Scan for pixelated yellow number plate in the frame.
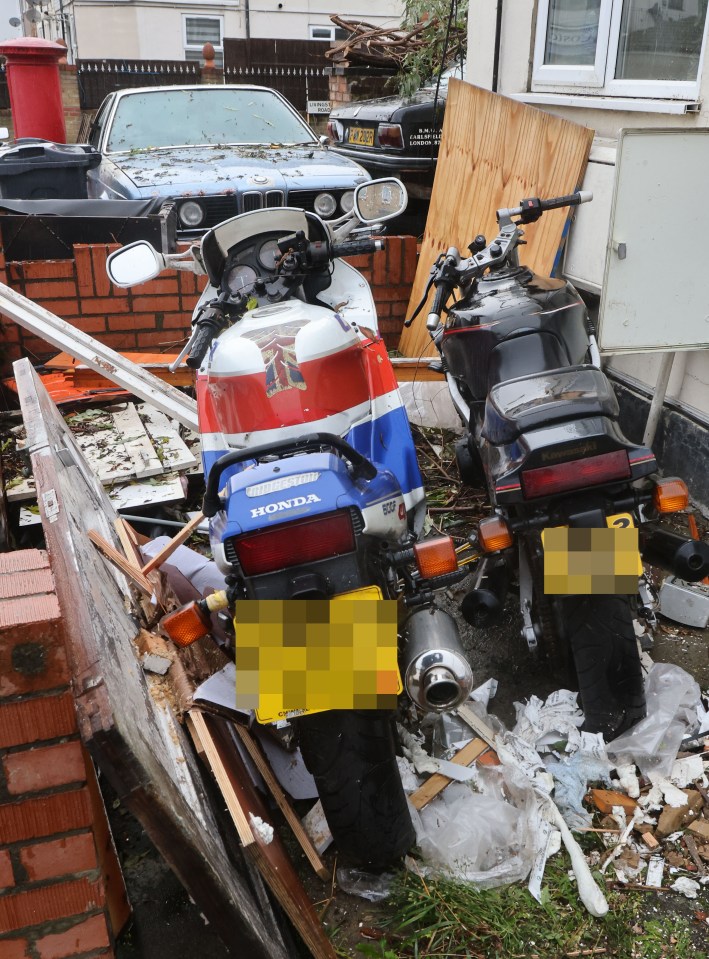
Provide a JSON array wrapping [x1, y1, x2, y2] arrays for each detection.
[[233, 588, 402, 724], [542, 513, 642, 595]]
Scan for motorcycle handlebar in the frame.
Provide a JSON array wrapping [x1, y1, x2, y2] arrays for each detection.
[[185, 312, 224, 369], [498, 190, 593, 222], [330, 238, 384, 259]]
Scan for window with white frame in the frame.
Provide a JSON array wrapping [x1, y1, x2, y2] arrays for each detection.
[[532, 0, 709, 99], [309, 25, 349, 41], [184, 15, 224, 68]]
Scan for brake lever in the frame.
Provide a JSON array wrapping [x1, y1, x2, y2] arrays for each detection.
[[404, 254, 444, 327]]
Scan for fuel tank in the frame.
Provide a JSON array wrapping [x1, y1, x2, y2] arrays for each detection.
[[441, 268, 590, 402]]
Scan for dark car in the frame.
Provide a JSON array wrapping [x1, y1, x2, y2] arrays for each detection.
[[86, 85, 371, 235]]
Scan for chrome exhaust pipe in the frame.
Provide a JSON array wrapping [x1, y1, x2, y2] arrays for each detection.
[[400, 606, 473, 713]]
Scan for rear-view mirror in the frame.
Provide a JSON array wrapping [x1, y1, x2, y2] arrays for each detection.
[[354, 179, 407, 224], [107, 241, 164, 288]]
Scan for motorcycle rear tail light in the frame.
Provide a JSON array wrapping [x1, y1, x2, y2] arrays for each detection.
[[161, 601, 211, 647], [653, 477, 689, 514], [378, 124, 404, 149], [478, 516, 513, 553], [233, 510, 355, 577], [414, 536, 458, 578], [522, 450, 630, 499]]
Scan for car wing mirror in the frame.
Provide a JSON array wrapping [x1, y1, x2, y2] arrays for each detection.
[[106, 241, 165, 287], [354, 178, 408, 224]]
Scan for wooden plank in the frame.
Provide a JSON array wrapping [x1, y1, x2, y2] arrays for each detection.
[[409, 737, 498, 810], [68, 408, 135, 483], [390, 357, 445, 382], [191, 712, 337, 959], [87, 529, 155, 596], [14, 357, 286, 959], [233, 723, 329, 881], [140, 511, 206, 575], [399, 80, 594, 357], [137, 404, 199, 473], [110, 403, 163, 479]]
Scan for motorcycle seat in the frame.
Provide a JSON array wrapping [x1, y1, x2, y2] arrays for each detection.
[[482, 365, 619, 445]]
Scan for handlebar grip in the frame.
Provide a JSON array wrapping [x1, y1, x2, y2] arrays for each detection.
[[331, 238, 384, 258], [540, 191, 593, 211], [186, 321, 218, 370]]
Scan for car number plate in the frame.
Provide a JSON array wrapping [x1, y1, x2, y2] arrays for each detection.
[[348, 127, 375, 146], [541, 513, 641, 595]]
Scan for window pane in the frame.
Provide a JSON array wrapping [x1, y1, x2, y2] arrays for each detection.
[[615, 0, 708, 81], [185, 17, 221, 45], [544, 0, 602, 65]]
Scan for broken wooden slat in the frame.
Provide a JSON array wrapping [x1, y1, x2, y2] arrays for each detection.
[[410, 737, 499, 811], [590, 789, 638, 815], [138, 405, 199, 473], [140, 511, 206, 575], [233, 723, 329, 881], [15, 357, 286, 959], [190, 711, 337, 959], [88, 528, 154, 596], [69, 409, 135, 483], [110, 403, 163, 479], [399, 80, 594, 357]]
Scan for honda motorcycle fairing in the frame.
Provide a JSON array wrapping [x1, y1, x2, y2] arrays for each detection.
[[106, 179, 475, 871]]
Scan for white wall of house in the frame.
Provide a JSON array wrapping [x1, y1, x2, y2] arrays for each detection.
[[466, 0, 709, 424], [64, 0, 403, 60]]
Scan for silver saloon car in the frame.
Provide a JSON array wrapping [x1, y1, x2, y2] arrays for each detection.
[[86, 85, 371, 234]]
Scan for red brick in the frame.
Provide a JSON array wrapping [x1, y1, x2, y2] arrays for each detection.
[[372, 249, 388, 287], [133, 331, 185, 349], [99, 332, 137, 351], [161, 313, 192, 330], [73, 247, 94, 297], [24, 281, 79, 300], [20, 832, 97, 883], [21, 261, 76, 281], [132, 277, 178, 296], [0, 937, 30, 959], [104, 315, 135, 334], [0, 788, 93, 844], [0, 568, 54, 601], [5, 740, 86, 796], [0, 848, 14, 889], [372, 284, 410, 302], [90, 246, 113, 298], [71, 316, 108, 335], [0, 877, 103, 933], [15, 335, 56, 362], [0, 693, 77, 749], [7, 263, 23, 284], [177, 271, 200, 296], [343, 254, 370, 269], [0, 322, 20, 344], [0, 551, 48, 576], [36, 914, 110, 959], [130, 295, 181, 313], [0, 622, 67, 699], [33, 300, 81, 319], [78, 297, 128, 315]]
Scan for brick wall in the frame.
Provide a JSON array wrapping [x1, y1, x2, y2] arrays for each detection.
[[59, 67, 82, 145], [0, 238, 417, 377], [327, 66, 398, 107], [0, 550, 116, 959]]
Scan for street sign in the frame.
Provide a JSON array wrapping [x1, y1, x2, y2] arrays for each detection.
[[307, 100, 330, 115]]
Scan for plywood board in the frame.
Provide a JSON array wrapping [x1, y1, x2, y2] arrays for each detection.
[[399, 80, 594, 357]]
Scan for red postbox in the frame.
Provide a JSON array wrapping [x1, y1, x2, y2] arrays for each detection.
[[0, 37, 66, 143]]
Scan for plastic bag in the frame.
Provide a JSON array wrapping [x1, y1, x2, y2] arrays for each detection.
[[409, 765, 538, 888], [545, 750, 611, 830], [607, 663, 701, 779], [336, 866, 395, 901]]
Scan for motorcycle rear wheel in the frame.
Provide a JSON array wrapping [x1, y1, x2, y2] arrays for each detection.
[[558, 594, 646, 739], [298, 710, 414, 870]]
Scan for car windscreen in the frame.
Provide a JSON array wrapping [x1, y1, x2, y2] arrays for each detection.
[[105, 88, 317, 153]]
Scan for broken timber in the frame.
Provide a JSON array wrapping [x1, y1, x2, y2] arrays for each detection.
[[1, 283, 198, 429], [409, 737, 500, 811], [14, 357, 287, 959]]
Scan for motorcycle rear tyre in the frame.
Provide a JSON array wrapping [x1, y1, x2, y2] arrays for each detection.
[[562, 595, 646, 739], [298, 710, 414, 870]]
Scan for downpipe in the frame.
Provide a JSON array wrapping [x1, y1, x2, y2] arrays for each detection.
[[640, 524, 709, 582], [400, 606, 473, 712]]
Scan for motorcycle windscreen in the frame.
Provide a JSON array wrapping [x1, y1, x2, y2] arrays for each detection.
[[207, 316, 372, 438]]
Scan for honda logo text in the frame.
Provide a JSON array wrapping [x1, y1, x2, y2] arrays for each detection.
[[250, 494, 321, 518]]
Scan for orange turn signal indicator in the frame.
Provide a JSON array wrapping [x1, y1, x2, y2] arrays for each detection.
[[653, 477, 689, 514], [160, 591, 229, 648], [478, 515, 513, 553], [414, 535, 459, 579]]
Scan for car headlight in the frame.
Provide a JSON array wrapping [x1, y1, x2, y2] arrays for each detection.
[[314, 192, 337, 218], [340, 191, 354, 214], [178, 200, 205, 228]]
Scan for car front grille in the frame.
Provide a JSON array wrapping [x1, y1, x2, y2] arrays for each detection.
[[289, 190, 344, 218], [242, 190, 285, 213], [199, 195, 239, 228]]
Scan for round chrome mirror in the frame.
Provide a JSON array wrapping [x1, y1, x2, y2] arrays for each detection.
[[354, 179, 407, 224], [106, 241, 164, 288]]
